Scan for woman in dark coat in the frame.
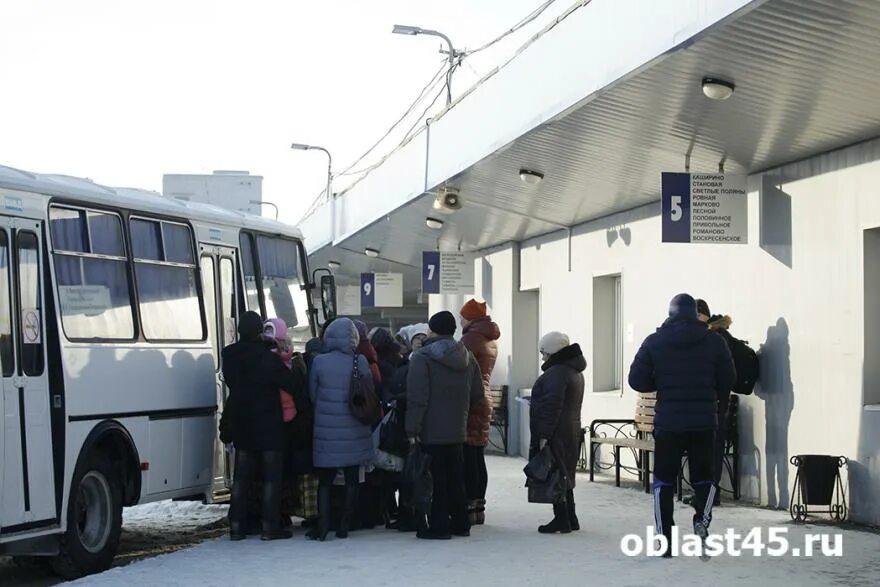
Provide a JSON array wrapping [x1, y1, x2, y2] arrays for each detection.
[[529, 331, 586, 534], [371, 328, 402, 403], [221, 311, 309, 541]]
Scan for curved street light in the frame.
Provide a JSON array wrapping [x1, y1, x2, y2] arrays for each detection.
[[392, 24, 461, 106]]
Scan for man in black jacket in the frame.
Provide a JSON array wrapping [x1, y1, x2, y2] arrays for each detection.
[[222, 311, 309, 541], [628, 294, 736, 555]]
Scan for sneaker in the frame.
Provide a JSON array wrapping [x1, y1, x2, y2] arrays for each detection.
[[693, 520, 709, 539]]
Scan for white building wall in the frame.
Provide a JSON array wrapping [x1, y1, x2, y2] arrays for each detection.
[[479, 140, 880, 524]]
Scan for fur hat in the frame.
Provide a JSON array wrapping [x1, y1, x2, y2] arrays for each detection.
[[428, 311, 457, 336], [539, 331, 570, 356], [460, 299, 488, 321]]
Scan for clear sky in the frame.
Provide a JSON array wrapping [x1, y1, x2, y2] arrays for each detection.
[[0, 0, 563, 224]]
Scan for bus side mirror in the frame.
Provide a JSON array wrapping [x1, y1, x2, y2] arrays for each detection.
[[320, 275, 337, 322]]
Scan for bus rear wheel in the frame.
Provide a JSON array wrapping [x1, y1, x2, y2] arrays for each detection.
[[52, 452, 123, 579]]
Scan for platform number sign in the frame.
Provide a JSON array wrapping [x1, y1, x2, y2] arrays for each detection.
[[422, 251, 441, 294], [361, 273, 376, 308], [662, 172, 748, 244]]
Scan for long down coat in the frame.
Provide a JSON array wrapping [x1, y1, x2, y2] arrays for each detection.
[[309, 318, 375, 468], [460, 317, 501, 447], [529, 343, 587, 489]]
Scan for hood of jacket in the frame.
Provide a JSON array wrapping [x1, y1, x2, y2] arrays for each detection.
[[323, 318, 358, 354], [658, 315, 711, 348], [542, 343, 587, 373], [708, 315, 733, 332], [419, 336, 471, 372], [463, 317, 501, 342]]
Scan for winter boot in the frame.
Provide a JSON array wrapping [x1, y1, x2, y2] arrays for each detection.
[[337, 484, 359, 539], [228, 520, 246, 541], [566, 491, 579, 531], [260, 481, 292, 541], [538, 502, 572, 534], [467, 500, 479, 526], [474, 499, 486, 525], [307, 486, 331, 541]]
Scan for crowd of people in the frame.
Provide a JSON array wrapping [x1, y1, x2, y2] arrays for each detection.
[[220, 291, 742, 556]]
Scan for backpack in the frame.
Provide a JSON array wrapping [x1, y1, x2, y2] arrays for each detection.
[[726, 335, 759, 395]]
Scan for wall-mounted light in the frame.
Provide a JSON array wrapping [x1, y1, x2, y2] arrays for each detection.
[[519, 169, 544, 185], [426, 217, 444, 230], [328, 261, 341, 270], [701, 77, 735, 101], [364, 248, 380, 258]]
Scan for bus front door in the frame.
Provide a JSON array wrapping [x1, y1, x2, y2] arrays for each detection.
[[200, 246, 238, 499], [0, 219, 57, 532]]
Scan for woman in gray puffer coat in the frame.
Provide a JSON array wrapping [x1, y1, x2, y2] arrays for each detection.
[[308, 318, 375, 541]]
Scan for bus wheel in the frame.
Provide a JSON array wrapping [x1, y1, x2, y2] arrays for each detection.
[[52, 453, 123, 579]]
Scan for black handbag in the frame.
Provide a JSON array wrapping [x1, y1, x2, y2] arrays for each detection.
[[348, 354, 382, 426], [526, 469, 566, 504], [523, 445, 554, 482], [402, 444, 433, 515]]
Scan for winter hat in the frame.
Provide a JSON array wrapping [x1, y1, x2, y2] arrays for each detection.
[[669, 293, 697, 319], [263, 318, 288, 341], [539, 331, 570, 356], [696, 299, 711, 318], [428, 311, 457, 336], [353, 319, 369, 342], [238, 311, 264, 341], [460, 299, 488, 321]]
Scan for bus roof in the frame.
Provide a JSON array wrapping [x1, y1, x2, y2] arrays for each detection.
[[0, 164, 302, 239]]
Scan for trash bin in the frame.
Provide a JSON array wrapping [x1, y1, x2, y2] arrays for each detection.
[[789, 454, 848, 522], [517, 389, 531, 459]]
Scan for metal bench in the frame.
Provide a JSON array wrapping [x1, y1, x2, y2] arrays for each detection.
[[486, 385, 508, 454], [585, 393, 740, 499]]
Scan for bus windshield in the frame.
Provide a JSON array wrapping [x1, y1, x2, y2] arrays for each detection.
[[254, 235, 311, 347]]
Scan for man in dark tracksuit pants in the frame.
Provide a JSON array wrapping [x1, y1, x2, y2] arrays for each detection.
[[628, 294, 736, 556]]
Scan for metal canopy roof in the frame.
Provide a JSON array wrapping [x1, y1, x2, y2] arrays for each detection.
[[306, 0, 880, 294]]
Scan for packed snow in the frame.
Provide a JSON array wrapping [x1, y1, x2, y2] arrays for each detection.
[[70, 456, 879, 587]]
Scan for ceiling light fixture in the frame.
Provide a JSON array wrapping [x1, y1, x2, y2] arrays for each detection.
[[328, 261, 341, 270], [519, 169, 544, 185], [426, 217, 444, 230], [364, 248, 380, 258], [701, 77, 735, 101]]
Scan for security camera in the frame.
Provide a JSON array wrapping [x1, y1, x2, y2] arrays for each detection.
[[433, 186, 462, 214]]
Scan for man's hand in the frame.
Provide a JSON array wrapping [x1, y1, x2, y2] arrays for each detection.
[[408, 437, 417, 446], [539, 438, 548, 449]]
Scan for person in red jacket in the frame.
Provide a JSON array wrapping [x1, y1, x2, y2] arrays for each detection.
[[459, 299, 501, 525]]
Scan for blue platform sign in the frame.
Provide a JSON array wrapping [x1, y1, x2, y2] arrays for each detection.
[[422, 251, 441, 294], [360, 273, 376, 308], [662, 172, 747, 244]]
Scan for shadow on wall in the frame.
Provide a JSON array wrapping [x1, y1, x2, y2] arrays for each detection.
[[605, 225, 632, 248], [760, 179, 793, 268], [755, 317, 794, 510], [736, 399, 763, 502]]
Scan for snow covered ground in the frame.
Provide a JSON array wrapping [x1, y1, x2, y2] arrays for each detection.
[[71, 455, 879, 587]]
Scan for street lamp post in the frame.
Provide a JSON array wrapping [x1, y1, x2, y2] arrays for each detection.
[[291, 143, 334, 241], [392, 24, 460, 106], [250, 200, 279, 220]]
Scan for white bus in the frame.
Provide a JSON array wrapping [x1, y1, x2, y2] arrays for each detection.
[[0, 165, 332, 577]]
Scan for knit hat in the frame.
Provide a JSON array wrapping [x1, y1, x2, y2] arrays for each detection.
[[696, 299, 711, 318], [428, 311, 457, 336], [460, 299, 488, 321], [353, 319, 369, 342], [539, 331, 570, 356], [669, 293, 697, 318]]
